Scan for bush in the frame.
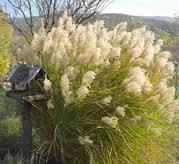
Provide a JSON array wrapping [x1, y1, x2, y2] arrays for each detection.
[[31, 12, 178, 163], [0, 8, 21, 159], [0, 8, 12, 76], [0, 89, 20, 158], [0, 117, 21, 156]]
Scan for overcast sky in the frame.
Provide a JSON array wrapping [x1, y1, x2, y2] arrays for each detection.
[[103, 0, 179, 17]]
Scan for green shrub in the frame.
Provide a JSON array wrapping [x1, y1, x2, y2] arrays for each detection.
[[0, 89, 20, 157], [0, 118, 21, 153], [0, 8, 12, 76]]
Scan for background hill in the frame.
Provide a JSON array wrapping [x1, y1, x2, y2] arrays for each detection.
[[14, 13, 179, 37], [12, 13, 179, 62], [93, 13, 179, 37]]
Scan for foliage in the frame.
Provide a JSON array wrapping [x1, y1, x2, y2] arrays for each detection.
[[160, 32, 179, 49], [0, 15, 20, 152], [0, 90, 20, 157], [0, 8, 12, 76], [0, 118, 21, 153], [1, 153, 45, 164], [0, 9, 20, 158], [0, 90, 19, 119], [31, 12, 178, 163]]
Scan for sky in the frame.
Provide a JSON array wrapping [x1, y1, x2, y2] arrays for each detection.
[[0, 0, 178, 17], [103, 0, 179, 17]]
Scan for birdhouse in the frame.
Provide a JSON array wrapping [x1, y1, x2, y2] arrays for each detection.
[[4, 64, 46, 103], [4, 64, 48, 161]]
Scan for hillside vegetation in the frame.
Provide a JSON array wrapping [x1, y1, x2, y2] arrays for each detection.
[[96, 14, 178, 36], [14, 13, 179, 37]]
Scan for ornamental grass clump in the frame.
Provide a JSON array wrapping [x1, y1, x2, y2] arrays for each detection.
[[32, 12, 178, 163]]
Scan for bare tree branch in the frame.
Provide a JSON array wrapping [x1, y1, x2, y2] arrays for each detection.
[[9, 15, 32, 45], [2, 0, 112, 44]]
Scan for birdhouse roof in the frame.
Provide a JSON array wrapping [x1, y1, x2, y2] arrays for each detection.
[[7, 64, 44, 85]]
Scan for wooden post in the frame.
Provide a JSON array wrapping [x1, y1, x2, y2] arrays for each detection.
[[21, 101, 32, 161]]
